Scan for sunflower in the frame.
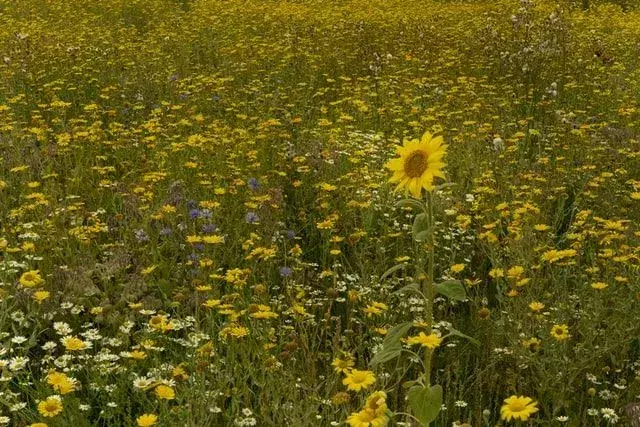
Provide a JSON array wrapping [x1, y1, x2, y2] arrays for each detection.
[[386, 132, 447, 198], [500, 395, 539, 421]]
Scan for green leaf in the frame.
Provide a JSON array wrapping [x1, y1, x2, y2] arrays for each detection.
[[434, 280, 467, 301], [396, 198, 425, 212], [380, 263, 406, 282], [412, 213, 431, 242], [369, 344, 402, 366], [408, 384, 443, 426], [447, 326, 480, 346], [383, 322, 413, 346], [402, 379, 419, 389], [370, 322, 412, 367], [414, 228, 433, 242]]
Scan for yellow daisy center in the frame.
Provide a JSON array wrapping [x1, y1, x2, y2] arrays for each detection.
[[351, 372, 367, 383], [404, 151, 428, 178], [509, 401, 526, 412], [44, 401, 60, 413]]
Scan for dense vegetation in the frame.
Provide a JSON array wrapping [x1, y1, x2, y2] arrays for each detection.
[[1, 0, 640, 425]]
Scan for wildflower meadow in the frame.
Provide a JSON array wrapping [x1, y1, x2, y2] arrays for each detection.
[[1, 0, 640, 425]]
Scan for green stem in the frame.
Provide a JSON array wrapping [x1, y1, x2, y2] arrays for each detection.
[[423, 191, 435, 386]]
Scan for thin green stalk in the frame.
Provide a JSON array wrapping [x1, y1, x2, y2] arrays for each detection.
[[423, 191, 435, 386]]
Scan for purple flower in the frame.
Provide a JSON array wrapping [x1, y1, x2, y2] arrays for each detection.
[[159, 227, 173, 236], [285, 229, 295, 240], [134, 229, 149, 242], [248, 177, 260, 191], [279, 266, 292, 277], [189, 209, 201, 219], [245, 212, 259, 224], [187, 200, 198, 209]]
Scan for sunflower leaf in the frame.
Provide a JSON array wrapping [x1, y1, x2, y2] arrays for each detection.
[[369, 343, 402, 366], [446, 326, 480, 346], [393, 283, 423, 298], [370, 322, 412, 367], [380, 263, 407, 282], [408, 384, 443, 426], [434, 280, 467, 301], [412, 213, 431, 242]]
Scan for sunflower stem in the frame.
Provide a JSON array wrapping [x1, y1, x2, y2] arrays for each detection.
[[422, 191, 435, 387]]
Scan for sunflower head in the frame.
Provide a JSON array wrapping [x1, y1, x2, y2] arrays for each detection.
[[386, 132, 447, 198]]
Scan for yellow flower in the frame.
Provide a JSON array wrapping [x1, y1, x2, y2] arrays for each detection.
[[172, 365, 189, 380], [450, 263, 465, 274], [37, 395, 63, 417], [363, 302, 388, 317], [364, 391, 388, 416], [46, 371, 75, 394], [591, 282, 608, 290], [28, 423, 49, 427], [386, 131, 447, 198], [61, 336, 88, 351], [343, 369, 376, 392], [141, 265, 157, 276], [149, 315, 174, 332], [332, 356, 355, 374], [550, 324, 570, 341], [137, 413, 158, 426], [489, 268, 504, 278], [521, 337, 541, 352], [406, 332, 442, 349], [528, 301, 545, 312], [201, 234, 224, 244], [33, 290, 51, 303], [331, 391, 351, 405], [155, 384, 175, 400], [346, 407, 389, 427], [202, 299, 221, 308], [219, 324, 249, 339], [541, 249, 577, 264], [19, 269, 44, 287], [506, 266, 525, 280], [500, 395, 539, 421], [129, 350, 147, 360]]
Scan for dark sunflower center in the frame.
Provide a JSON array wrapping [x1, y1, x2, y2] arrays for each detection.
[[404, 151, 428, 178]]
